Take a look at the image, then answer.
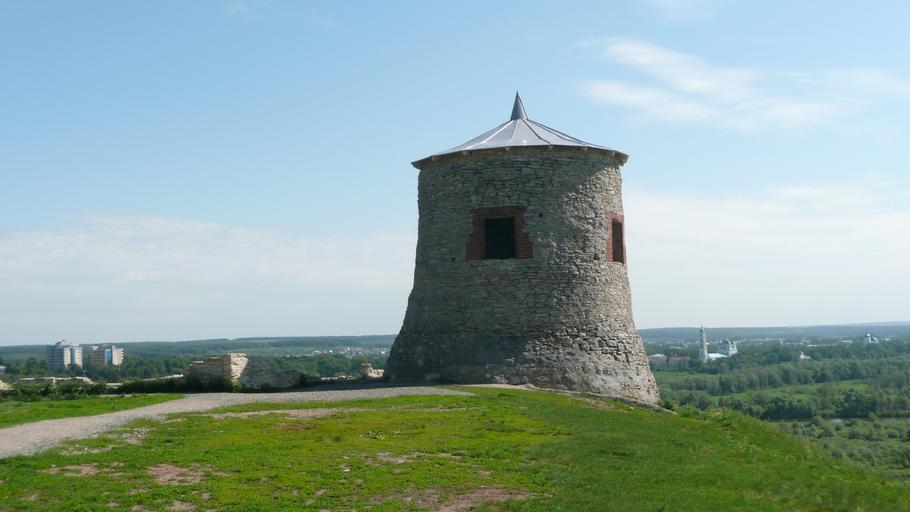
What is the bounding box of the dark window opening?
[611,219,625,264]
[484,217,517,259]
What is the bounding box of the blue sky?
[2,1,909,345]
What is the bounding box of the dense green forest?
[652,337,910,475]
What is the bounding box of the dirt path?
[0,386,470,459]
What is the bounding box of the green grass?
[0,394,183,428]
[1,387,908,511]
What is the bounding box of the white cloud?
[577,81,720,123]
[224,0,266,20]
[224,2,339,30]
[0,215,414,289]
[311,13,339,30]
[3,184,908,343]
[578,39,910,130]
[0,216,415,344]
[624,177,910,328]
[641,0,726,22]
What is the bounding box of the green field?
[0,395,182,428]
[2,387,907,511]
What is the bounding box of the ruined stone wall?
[184,353,248,384]
[183,353,299,390]
[386,146,659,403]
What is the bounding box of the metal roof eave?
[411,144,629,169]
[410,93,628,169]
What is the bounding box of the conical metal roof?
[413,92,625,167]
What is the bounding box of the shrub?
[0,379,109,402]
[118,376,239,394]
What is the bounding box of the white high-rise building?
[88,345,124,367]
[46,340,83,372]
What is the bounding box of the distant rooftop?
[413,92,625,167]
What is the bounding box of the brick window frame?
[466,206,533,260]
[607,213,626,264]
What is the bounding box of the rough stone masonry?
[386,94,659,403]
[184,353,300,390]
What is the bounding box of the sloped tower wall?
[386,145,659,403]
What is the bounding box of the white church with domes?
[698,326,738,363]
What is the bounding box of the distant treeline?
[4,322,910,362]
[260,354,388,378]
[664,359,910,395]
[650,338,910,373]
[0,351,388,384]
[641,322,910,343]
[670,386,910,420]
[657,340,910,421]
[0,355,194,381]
[0,335,395,363]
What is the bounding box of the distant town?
[0,325,904,387]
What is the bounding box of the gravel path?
[0,386,471,459]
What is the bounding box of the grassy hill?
[1,387,907,511]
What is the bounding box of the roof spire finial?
[510,91,527,121]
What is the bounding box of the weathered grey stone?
[238,360,300,390]
[359,362,385,379]
[184,353,300,390]
[386,146,659,404]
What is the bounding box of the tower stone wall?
[386,145,659,403]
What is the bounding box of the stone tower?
[386,93,659,403]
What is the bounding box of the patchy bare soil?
[43,464,99,477]
[368,451,464,466]
[146,464,228,486]
[167,500,196,511]
[375,486,532,511]
[206,407,355,420]
[572,397,619,411]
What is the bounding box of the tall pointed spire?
[510,91,527,120]
[699,326,709,363]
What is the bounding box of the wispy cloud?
[3,181,908,341]
[0,215,414,289]
[224,0,266,21]
[577,39,910,131]
[625,176,910,327]
[224,2,339,30]
[0,216,415,343]
[640,0,726,22]
[311,13,339,30]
